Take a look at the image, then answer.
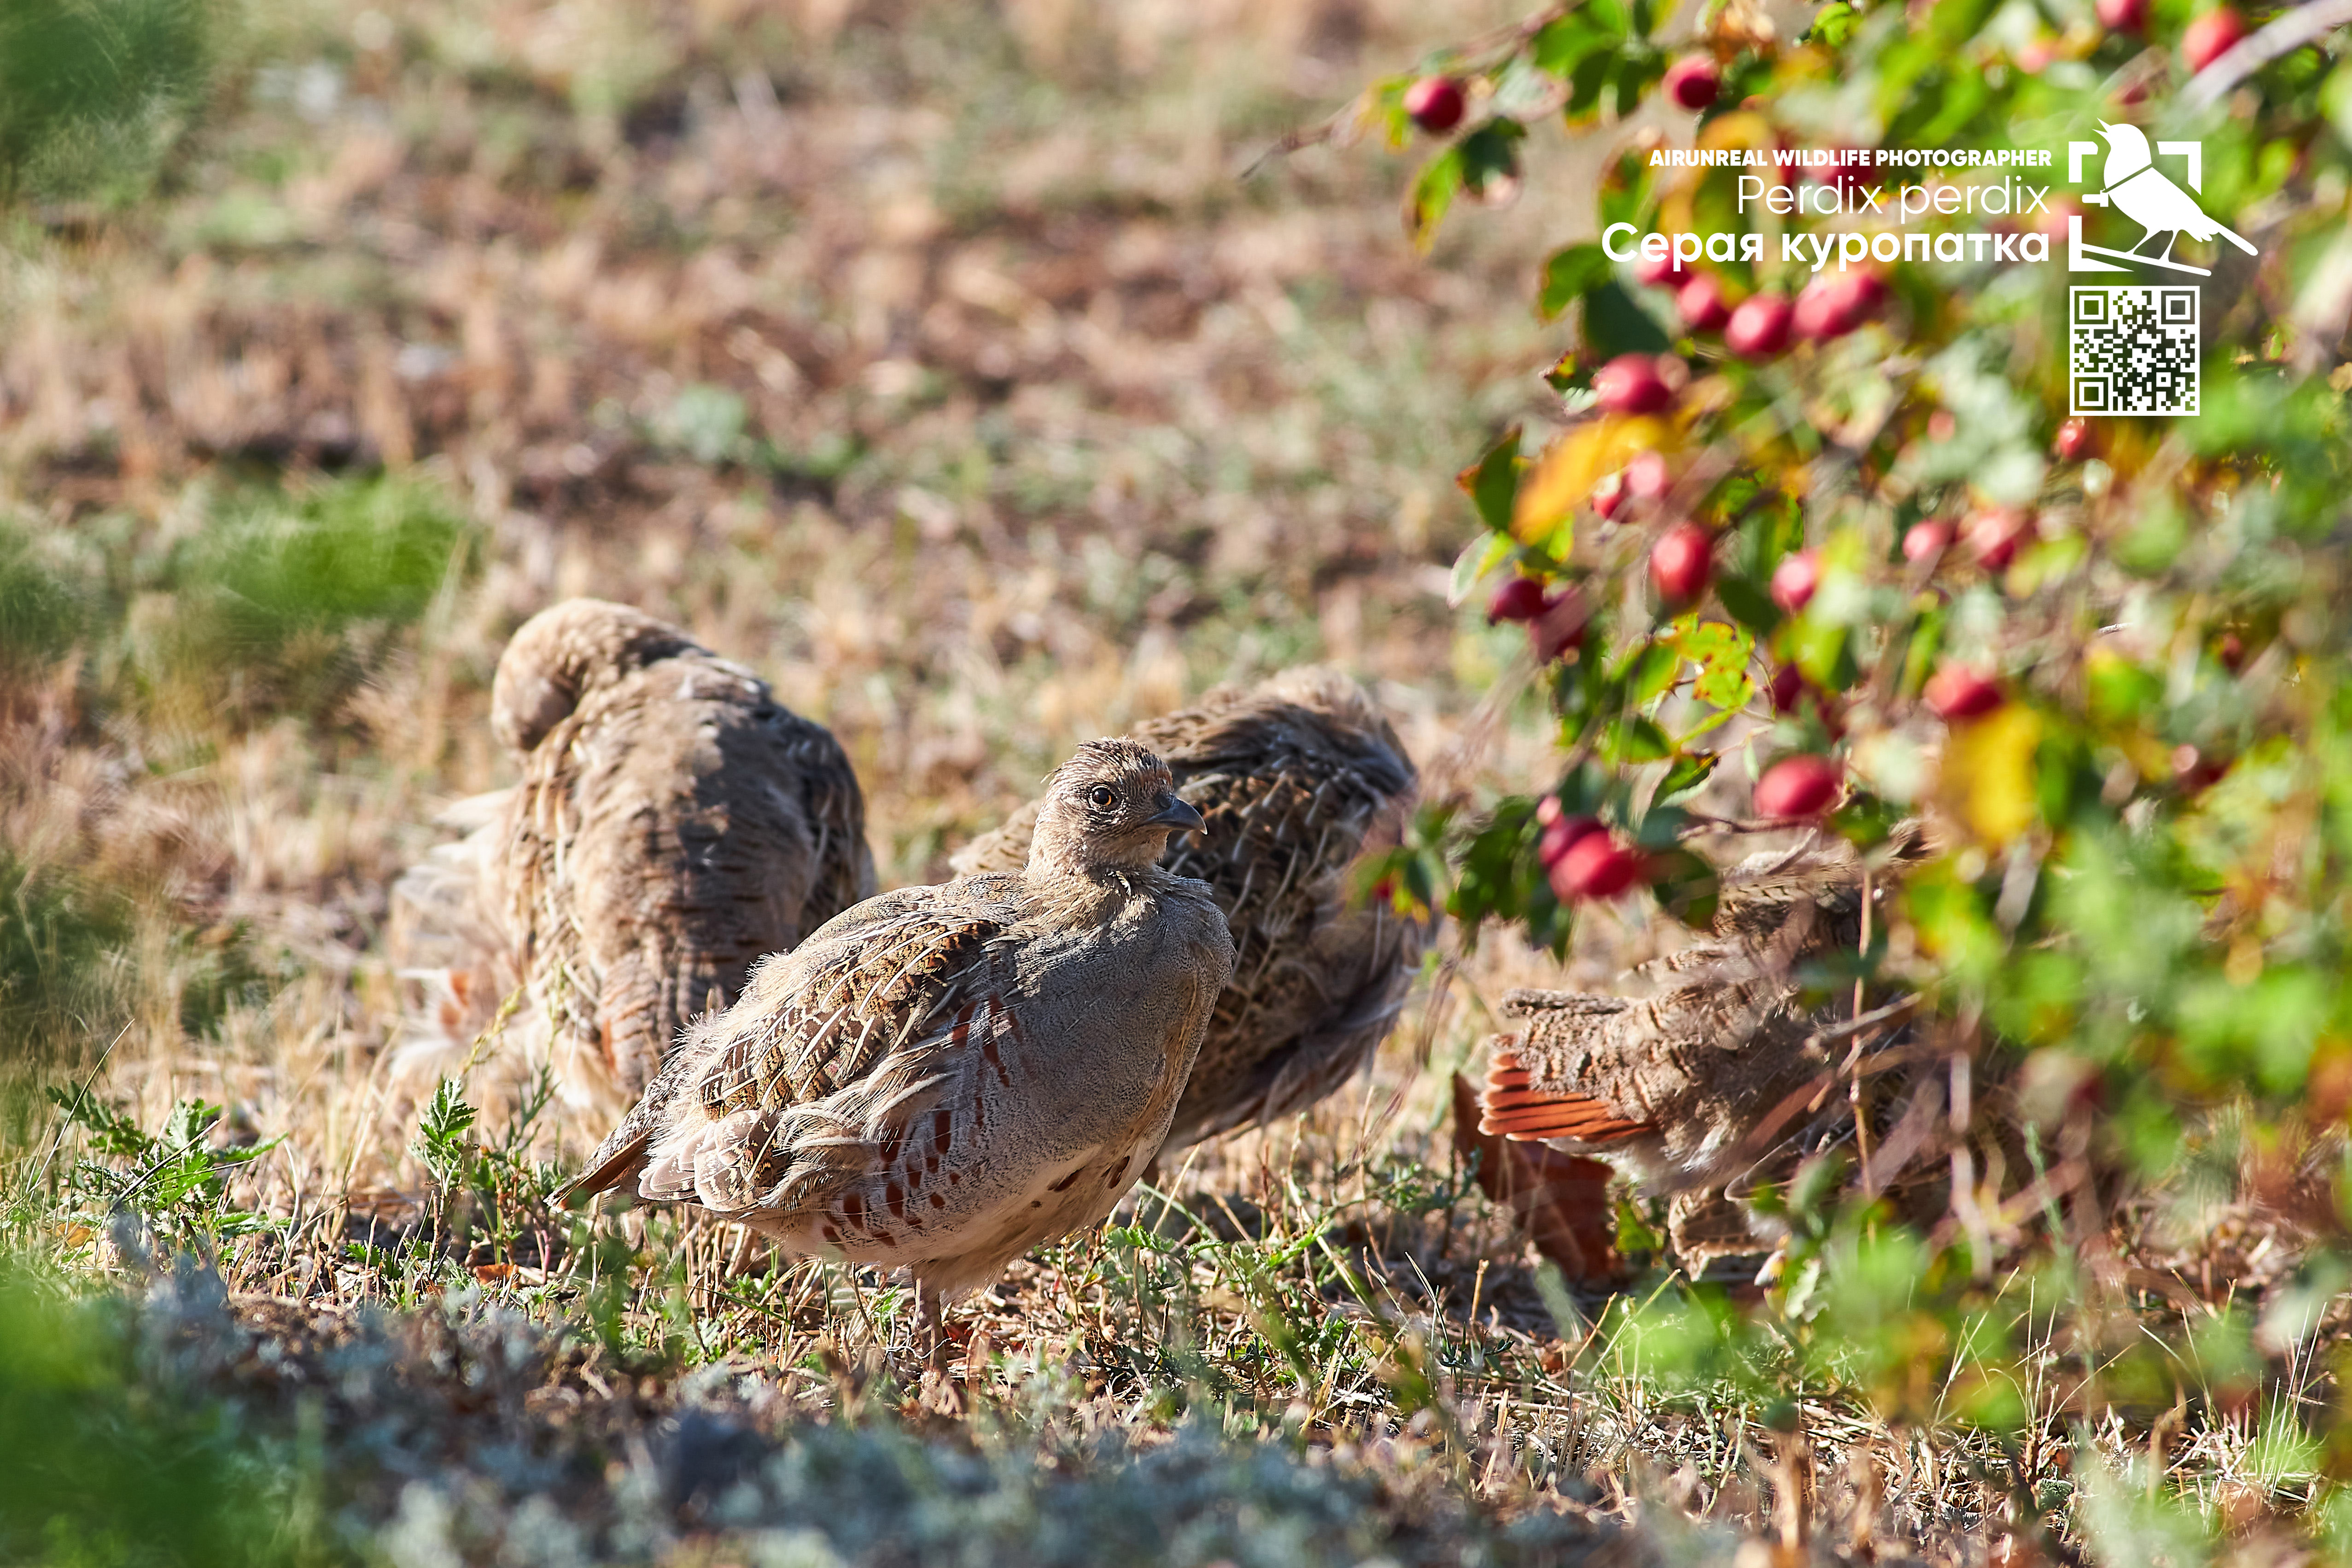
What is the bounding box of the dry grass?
[1,1,2341,1563]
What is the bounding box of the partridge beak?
[1145,796,1205,834]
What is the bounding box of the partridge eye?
[1087,783,1116,810]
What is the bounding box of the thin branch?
[2182,0,2352,111]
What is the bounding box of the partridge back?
[393,600,875,1121]
[952,667,1424,1149]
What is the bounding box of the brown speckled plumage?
[952,668,1423,1151]
[1479,828,1929,1267]
[567,739,1236,1301]
[392,600,874,1120]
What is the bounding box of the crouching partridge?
[953,667,1424,1153]
[564,739,1236,1355]
[392,599,874,1124]
[1479,828,1928,1271]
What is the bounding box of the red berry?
[1724,293,1793,359]
[1770,550,1821,614]
[1536,813,1605,868]
[2217,631,2247,671]
[1964,507,2035,571]
[1550,832,1644,901]
[1529,590,1590,664]
[1793,270,1886,342]
[1487,575,1549,624]
[1403,76,1466,133]
[2182,7,2246,71]
[1769,663,1805,714]
[1649,522,1713,605]
[1634,249,1689,288]
[1924,664,2003,721]
[1754,754,1842,818]
[2172,744,2229,792]
[1662,54,1722,112]
[2054,418,2092,462]
[2096,0,2148,31]
[1623,450,1669,500]
[1591,470,1628,519]
[1903,519,1954,565]
[1677,273,1730,332]
[1593,354,1675,415]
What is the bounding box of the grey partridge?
[564,740,1235,1323]
[392,599,875,1121]
[1478,828,1926,1268]
[951,667,1423,1152]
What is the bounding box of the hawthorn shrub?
[1354,0,2352,1524]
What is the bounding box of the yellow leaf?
[1512,416,1668,545]
[1937,705,2043,845]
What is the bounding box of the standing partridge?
[951,667,1423,1152]
[1479,828,1927,1268]
[392,600,875,1123]
[564,739,1235,1340]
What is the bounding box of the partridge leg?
[911,1277,965,1416]
[914,1278,949,1375]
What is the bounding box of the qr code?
[2071,287,2199,417]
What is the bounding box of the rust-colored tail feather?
[1477,1048,1654,1144]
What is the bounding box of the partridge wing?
[567,885,1019,1203]
[688,887,1015,1117]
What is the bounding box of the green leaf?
[1538,243,1614,321]
[1792,618,1859,693]
[1657,751,1720,804]
[1449,532,1516,606]
[1531,14,1617,78]
[1807,2,1862,47]
[1666,617,1756,710]
[1630,640,1681,708]
[1580,280,1671,360]
[1405,147,1464,251]
[1458,119,1525,197]
[1646,845,1720,928]
[1564,48,1617,122]
[1602,715,1674,763]
[1455,426,1523,534]
[1716,573,1780,635]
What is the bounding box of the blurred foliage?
[0,855,136,1138]
[0,0,226,207]
[0,1268,310,1568]
[1371,0,2352,1546]
[6,471,475,730]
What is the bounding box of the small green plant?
[46,1088,279,1254]
[0,0,223,207]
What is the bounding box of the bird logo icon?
[2067,124,2256,275]
[2092,122,2256,262]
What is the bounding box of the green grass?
[0,0,224,207]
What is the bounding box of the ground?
[0,1,2330,1563]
